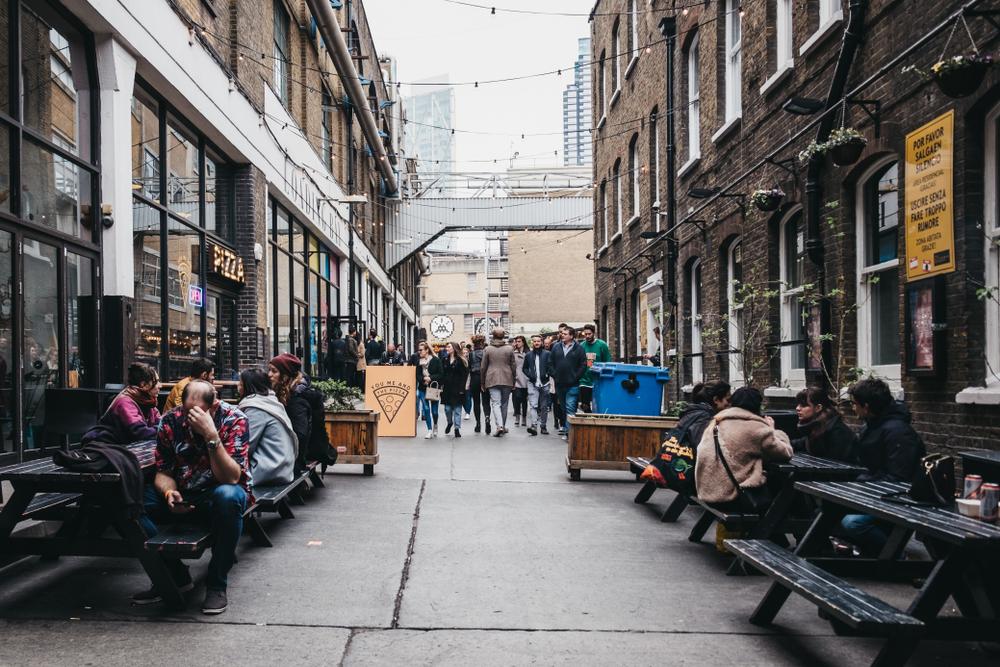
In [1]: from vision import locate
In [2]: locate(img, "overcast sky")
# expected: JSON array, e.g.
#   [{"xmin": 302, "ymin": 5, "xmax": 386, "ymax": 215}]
[{"xmin": 365, "ymin": 0, "xmax": 592, "ymax": 177}]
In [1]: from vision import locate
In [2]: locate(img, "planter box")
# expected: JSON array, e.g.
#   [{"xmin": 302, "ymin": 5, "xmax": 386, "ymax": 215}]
[
  {"xmin": 324, "ymin": 410, "xmax": 380, "ymax": 476},
  {"xmin": 566, "ymin": 414, "xmax": 678, "ymax": 481}
]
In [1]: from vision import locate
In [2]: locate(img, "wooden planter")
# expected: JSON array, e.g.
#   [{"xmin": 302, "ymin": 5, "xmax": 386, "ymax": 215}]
[
  {"xmin": 566, "ymin": 414, "xmax": 678, "ymax": 481},
  {"xmin": 324, "ymin": 410, "xmax": 380, "ymax": 476}
]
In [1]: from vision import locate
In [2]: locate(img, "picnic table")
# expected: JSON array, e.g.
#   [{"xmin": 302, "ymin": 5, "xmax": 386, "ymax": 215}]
[
  {"xmin": 0, "ymin": 442, "xmax": 189, "ymax": 608},
  {"xmin": 727, "ymin": 479, "xmax": 1000, "ymax": 666}
]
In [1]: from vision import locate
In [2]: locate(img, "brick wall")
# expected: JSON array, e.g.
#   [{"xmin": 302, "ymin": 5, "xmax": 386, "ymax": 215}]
[{"xmin": 592, "ymin": 0, "xmax": 1000, "ymax": 452}]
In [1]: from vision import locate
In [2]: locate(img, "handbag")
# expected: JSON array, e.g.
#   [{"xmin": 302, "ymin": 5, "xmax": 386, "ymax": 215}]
[
  {"xmin": 424, "ymin": 381, "xmax": 442, "ymax": 402},
  {"xmin": 713, "ymin": 424, "xmax": 772, "ymax": 514},
  {"xmin": 882, "ymin": 453, "xmax": 955, "ymax": 507}
]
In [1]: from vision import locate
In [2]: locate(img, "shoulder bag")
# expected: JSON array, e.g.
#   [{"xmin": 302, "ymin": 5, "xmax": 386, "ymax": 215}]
[
  {"xmin": 425, "ymin": 381, "xmax": 442, "ymax": 402},
  {"xmin": 714, "ymin": 424, "xmax": 772, "ymax": 514},
  {"xmin": 882, "ymin": 453, "xmax": 955, "ymax": 507}
]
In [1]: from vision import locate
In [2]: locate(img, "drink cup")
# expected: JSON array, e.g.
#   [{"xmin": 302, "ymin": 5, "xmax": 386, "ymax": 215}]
[
  {"xmin": 980, "ymin": 483, "xmax": 999, "ymax": 523},
  {"xmin": 964, "ymin": 474, "xmax": 983, "ymax": 499}
]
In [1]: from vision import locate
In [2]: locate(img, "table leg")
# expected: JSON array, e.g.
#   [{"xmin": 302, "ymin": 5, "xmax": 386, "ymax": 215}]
[
  {"xmin": 794, "ymin": 505, "xmax": 845, "ymax": 557},
  {"xmin": 748, "ymin": 483, "xmax": 796, "ymax": 541},
  {"xmin": 109, "ymin": 512, "xmax": 184, "ymax": 610},
  {"xmin": 876, "ymin": 525, "xmax": 912, "ymax": 561}
]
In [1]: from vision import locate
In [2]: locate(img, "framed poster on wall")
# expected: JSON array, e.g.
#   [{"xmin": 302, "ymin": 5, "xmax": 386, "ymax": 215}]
[{"xmin": 904, "ymin": 276, "xmax": 946, "ymax": 376}]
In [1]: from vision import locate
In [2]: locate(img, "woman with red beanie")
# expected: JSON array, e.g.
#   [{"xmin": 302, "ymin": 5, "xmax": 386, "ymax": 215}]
[{"xmin": 268, "ymin": 353, "xmax": 311, "ymax": 471}]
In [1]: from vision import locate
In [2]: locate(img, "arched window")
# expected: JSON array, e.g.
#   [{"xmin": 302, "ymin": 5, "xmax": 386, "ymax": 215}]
[
  {"xmin": 613, "ymin": 158, "xmax": 623, "ymax": 237},
  {"xmin": 779, "ymin": 209, "xmax": 807, "ymax": 386},
  {"xmin": 856, "ymin": 158, "xmax": 901, "ymax": 382},
  {"xmin": 628, "ymin": 0, "xmax": 638, "ymax": 69},
  {"xmin": 628, "ymin": 134, "xmax": 640, "ymax": 222},
  {"xmin": 690, "ymin": 260, "xmax": 704, "ymax": 384},
  {"xmin": 612, "ymin": 20, "xmax": 621, "ymax": 95},
  {"xmin": 597, "ymin": 50, "xmax": 606, "ymax": 114},
  {"xmin": 973, "ymin": 105, "xmax": 1000, "ymax": 396},
  {"xmin": 726, "ymin": 239, "xmax": 744, "ymax": 384},
  {"xmin": 686, "ymin": 32, "xmax": 701, "ymax": 161}
]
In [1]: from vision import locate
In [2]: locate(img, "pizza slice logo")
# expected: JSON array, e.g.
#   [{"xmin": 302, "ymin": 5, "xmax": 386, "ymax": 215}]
[{"xmin": 373, "ymin": 384, "xmax": 409, "ymax": 423}]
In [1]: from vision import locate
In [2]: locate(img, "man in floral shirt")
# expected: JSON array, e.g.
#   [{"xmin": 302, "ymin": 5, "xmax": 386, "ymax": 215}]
[{"xmin": 136, "ymin": 380, "xmax": 250, "ymax": 615}]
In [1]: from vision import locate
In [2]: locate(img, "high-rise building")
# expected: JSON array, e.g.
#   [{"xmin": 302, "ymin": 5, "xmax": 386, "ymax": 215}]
[
  {"xmin": 563, "ymin": 37, "xmax": 592, "ymax": 167},
  {"xmin": 404, "ymin": 76, "xmax": 456, "ymax": 195}
]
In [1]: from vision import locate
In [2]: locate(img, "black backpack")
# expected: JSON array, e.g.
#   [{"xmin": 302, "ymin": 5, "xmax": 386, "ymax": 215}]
[
  {"xmin": 641, "ymin": 422, "xmax": 697, "ymax": 495},
  {"xmin": 301, "ymin": 385, "xmax": 338, "ymax": 466}
]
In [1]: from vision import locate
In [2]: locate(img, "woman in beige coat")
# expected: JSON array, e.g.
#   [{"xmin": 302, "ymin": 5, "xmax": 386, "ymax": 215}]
[{"xmin": 695, "ymin": 386, "xmax": 793, "ymax": 507}]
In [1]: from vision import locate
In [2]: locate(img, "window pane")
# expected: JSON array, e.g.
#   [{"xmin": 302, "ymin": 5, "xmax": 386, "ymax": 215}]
[
  {"xmin": 131, "ymin": 90, "xmax": 160, "ymax": 202},
  {"xmin": 871, "ymin": 268, "xmax": 900, "ymax": 366},
  {"xmin": 867, "ymin": 162, "xmax": 900, "ymax": 265},
  {"xmin": 22, "ymin": 239, "xmax": 59, "ymax": 449},
  {"xmin": 789, "ymin": 294, "xmax": 806, "ymax": 370},
  {"xmin": 133, "ymin": 199, "xmax": 163, "ymax": 372},
  {"xmin": 20, "ymin": 3, "xmax": 92, "ymax": 159},
  {"xmin": 0, "ymin": 230, "xmax": 14, "ymax": 453},
  {"xmin": 309, "ymin": 274, "xmax": 320, "ymax": 370},
  {"xmin": 784, "ymin": 213, "xmax": 803, "ymax": 288},
  {"xmin": 276, "ymin": 250, "xmax": 290, "ymax": 354},
  {"xmin": 205, "ymin": 150, "xmax": 232, "ymax": 241},
  {"xmin": 166, "ymin": 219, "xmax": 203, "ymax": 379},
  {"xmin": 276, "ymin": 207, "xmax": 290, "ymax": 252},
  {"xmin": 66, "ymin": 251, "xmax": 96, "ymax": 388},
  {"xmin": 166, "ymin": 117, "xmax": 199, "ymax": 221},
  {"xmin": 0, "ymin": 125, "xmax": 9, "ymax": 214},
  {"xmin": 293, "ymin": 223, "xmax": 305, "ymax": 259},
  {"xmin": 21, "ymin": 138, "xmax": 92, "ymax": 239},
  {"xmin": 309, "ymin": 236, "xmax": 320, "ymax": 271}
]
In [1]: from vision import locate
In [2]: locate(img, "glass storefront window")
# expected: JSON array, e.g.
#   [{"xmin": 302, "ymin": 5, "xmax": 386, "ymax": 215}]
[
  {"xmin": 66, "ymin": 251, "xmax": 95, "ymax": 388},
  {"xmin": 308, "ymin": 235, "xmax": 320, "ymax": 271},
  {"xmin": 309, "ymin": 274, "xmax": 320, "ymax": 369},
  {"xmin": 276, "ymin": 249, "xmax": 290, "ymax": 354},
  {"xmin": 276, "ymin": 206, "xmax": 290, "ymax": 252},
  {"xmin": 166, "ymin": 117, "xmax": 199, "ymax": 222},
  {"xmin": 19, "ymin": 2, "xmax": 92, "ymax": 160},
  {"xmin": 22, "ymin": 239, "xmax": 58, "ymax": 449},
  {"xmin": 165, "ymin": 219, "xmax": 203, "ymax": 380},
  {"xmin": 131, "ymin": 90, "xmax": 160, "ymax": 202},
  {"xmin": 292, "ymin": 222, "xmax": 304, "ymax": 258},
  {"xmin": 21, "ymin": 138, "xmax": 92, "ymax": 239},
  {"xmin": 205, "ymin": 150, "xmax": 232, "ymax": 241},
  {"xmin": 0, "ymin": 231, "xmax": 13, "ymax": 454},
  {"xmin": 1, "ymin": 126, "xmax": 10, "ymax": 214},
  {"xmin": 133, "ymin": 199, "xmax": 163, "ymax": 371}
]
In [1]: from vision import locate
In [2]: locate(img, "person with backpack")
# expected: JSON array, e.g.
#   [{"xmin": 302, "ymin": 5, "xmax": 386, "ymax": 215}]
[
  {"xmin": 468, "ymin": 336, "xmax": 487, "ymax": 433},
  {"xmin": 641, "ymin": 380, "xmax": 730, "ymax": 494},
  {"xmin": 694, "ymin": 386, "xmax": 792, "ymax": 511}
]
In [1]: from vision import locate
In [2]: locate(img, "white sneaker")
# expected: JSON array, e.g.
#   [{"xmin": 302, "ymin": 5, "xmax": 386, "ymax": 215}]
[
  {"xmin": 464, "ymin": 413, "xmax": 470, "ymax": 421},
  {"xmin": 424, "ymin": 431, "xmax": 433, "ymax": 439}
]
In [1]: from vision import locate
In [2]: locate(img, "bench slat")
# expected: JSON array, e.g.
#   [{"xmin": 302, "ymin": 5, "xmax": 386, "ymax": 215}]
[
  {"xmin": 144, "ymin": 525, "xmax": 213, "ymax": 556},
  {"xmin": 726, "ymin": 539, "xmax": 923, "ymax": 632},
  {"xmin": 23, "ymin": 492, "xmax": 81, "ymax": 518}
]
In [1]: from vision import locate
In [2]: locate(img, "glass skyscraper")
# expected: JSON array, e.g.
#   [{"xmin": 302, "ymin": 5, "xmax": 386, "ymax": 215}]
[{"xmin": 563, "ymin": 37, "xmax": 592, "ymax": 167}]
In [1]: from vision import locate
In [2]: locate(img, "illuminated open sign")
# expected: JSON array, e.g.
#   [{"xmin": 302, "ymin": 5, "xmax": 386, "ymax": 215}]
[{"xmin": 188, "ymin": 284, "xmax": 204, "ymax": 308}]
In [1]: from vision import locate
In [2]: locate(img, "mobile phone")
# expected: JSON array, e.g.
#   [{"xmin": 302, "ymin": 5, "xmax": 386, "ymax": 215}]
[{"xmin": 173, "ymin": 500, "xmax": 196, "ymax": 510}]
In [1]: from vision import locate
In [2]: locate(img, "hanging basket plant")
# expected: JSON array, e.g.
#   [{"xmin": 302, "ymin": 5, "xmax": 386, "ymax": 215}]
[
  {"xmin": 826, "ymin": 128, "xmax": 868, "ymax": 166},
  {"xmin": 750, "ymin": 187, "xmax": 785, "ymax": 212},
  {"xmin": 930, "ymin": 54, "xmax": 993, "ymax": 98}
]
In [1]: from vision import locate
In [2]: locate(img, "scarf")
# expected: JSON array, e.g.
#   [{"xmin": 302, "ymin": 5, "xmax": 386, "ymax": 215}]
[
  {"xmin": 798, "ymin": 409, "xmax": 835, "ymax": 443},
  {"xmin": 121, "ymin": 385, "xmax": 157, "ymax": 409}
]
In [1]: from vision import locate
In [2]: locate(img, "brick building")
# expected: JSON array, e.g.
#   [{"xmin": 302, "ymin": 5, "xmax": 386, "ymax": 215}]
[
  {"xmin": 591, "ymin": 0, "xmax": 1000, "ymax": 455},
  {"xmin": 0, "ymin": 0, "xmax": 423, "ymax": 463}
]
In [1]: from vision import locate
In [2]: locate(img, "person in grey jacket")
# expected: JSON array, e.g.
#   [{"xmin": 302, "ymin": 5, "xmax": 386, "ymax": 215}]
[
  {"xmin": 512, "ymin": 335, "xmax": 529, "ymax": 427},
  {"xmin": 238, "ymin": 369, "xmax": 297, "ymax": 487},
  {"xmin": 479, "ymin": 328, "xmax": 517, "ymax": 437}
]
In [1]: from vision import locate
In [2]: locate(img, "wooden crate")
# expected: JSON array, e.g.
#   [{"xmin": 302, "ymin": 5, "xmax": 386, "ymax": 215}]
[
  {"xmin": 324, "ymin": 410, "xmax": 380, "ymax": 476},
  {"xmin": 566, "ymin": 414, "xmax": 678, "ymax": 481}
]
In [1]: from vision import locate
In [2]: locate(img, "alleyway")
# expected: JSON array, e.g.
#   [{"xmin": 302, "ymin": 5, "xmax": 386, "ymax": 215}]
[{"xmin": 0, "ymin": 427, "xmax": 993, "ymax": 666}]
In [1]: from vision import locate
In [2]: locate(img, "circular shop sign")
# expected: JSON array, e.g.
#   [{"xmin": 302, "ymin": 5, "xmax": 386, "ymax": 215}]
[{"xmin": 430, "ymin": 315, "xmax": 455, "ymax": 340}]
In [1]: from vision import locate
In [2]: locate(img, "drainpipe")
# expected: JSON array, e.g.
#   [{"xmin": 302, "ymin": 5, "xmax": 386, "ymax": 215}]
[
  {"xmin": 806, "ymin": 0, "xmax": 867, "ymax": 266},
  {"xmin": 659, "ymin": 16, "xmax": 679, "ymax": 399},
  {"xmin": 805, "ymin": 0, "xmax": 867, "ymax": 386},
  {"xmin": 306, "ymin": 0, "xmax": 398, "ymax": 195},
  {"xmin": 347, "ymin": 105, "xmax": 356, "ymax": 322}
]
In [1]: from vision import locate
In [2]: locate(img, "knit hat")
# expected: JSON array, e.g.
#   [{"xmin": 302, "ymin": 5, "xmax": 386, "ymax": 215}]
[{"xmin": 269, "ymin": 353, "xmax": 302, "ymax": 378}]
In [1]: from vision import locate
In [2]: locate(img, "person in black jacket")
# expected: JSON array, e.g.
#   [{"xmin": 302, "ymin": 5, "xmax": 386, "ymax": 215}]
[
  {"xmin": 546, "ymin": 326, "xmax": 588, "ymax": 437},
  {"xmin": 365, "ymin": 330, "xmax": 384, "ymax": 366},
  {"xmin": 678, "ymin": 380, "xmax": 732, "ymax": 449},
  {"xmin": 468, "ymin": 336, "xmax": 487, "ymax": 434},
  {"xmin": 522, "ymin": 334, "xmax": 552, "ymax": 436},
  {"xmin": 791, "ymin": 387, "xmax": 858, "ymax": 462},
  {"xmin": 380, "ymin": 343, "xmax": 405, "ymax": 366},
  {"xmin": 268, "ymin": 353, "xmax": 311, "ymax": 472},
  {"xmin": 441, "ymin": 342, "xmax": 468, "ymax": 439},
  {"xmin": 326, "ymin": 328, "xmax": 348, "ymax": 382},
  {"xmin": 839, "ymin": 378, "xmax": 925, "ymax": 556}
]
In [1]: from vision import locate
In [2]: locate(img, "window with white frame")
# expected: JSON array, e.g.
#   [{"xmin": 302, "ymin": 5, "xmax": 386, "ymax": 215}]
[
  {"xmin": 724, "ymin": 0, "xmax": 742, "ymax": 123},
  {"xmin": 687, "ymin": 32, "xmax": 701, "ymax": 160},
  {"xmin": 820, "ymin": 0, "xmax": 839, "ymax": 24},
  {"xmin": 690, "ymin": 260, "xmax": 704, "ymax": 383},
  {"xmin": 616, "ymin": 298, "xmax": 625, "ymax": 359},
  {"xmin": 776, "ymin": 0, "xmax": 793, "ymax": 72},
  {"xmin": 272, "ymin": 0, "xmax": 290, "ymax": 108},
  {"xmin": 600, "ymin": 180, "xmax": 609, "ymax": 247},
  {"xmin": 650, "ymin": 109, "xmax": 660, "ymax": 228},
  {"xmin": 780, "ymin": 209, "xmax": 807, "ymax": 385},
  {"xmin": 628, "ymin": 134, "xmax": 639, "ymax": 221},
  {"xmin": 726, "ymin": 239, "xmax": 745, "ymax": 384},
  {"xmin": 598, "ymin": 51, "xmax": 606, "ymax": 114},
  {"xmin": 628, "ymin": 0, "xmax": 639, "ymax": 68},
  {"xmin": 605, "ymin": 52, "xmax": 612, "ymax": 112},
  {"xmin": 980, "ymin": 106, "xmax": 1000, "ymax": 388},
  {"xmin": 612, "ymin": 21, "xmax": 621, "ymax": 94},
  {"xmin": 614, "ymin": 159, "xmax": 623, "ymax": 236},
  {"xmin": 856, "ymin": 159, "xmax": 901, "ymax": 381}
]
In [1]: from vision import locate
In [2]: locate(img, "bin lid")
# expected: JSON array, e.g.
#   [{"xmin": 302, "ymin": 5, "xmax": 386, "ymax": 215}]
[{"xmin": 592, "ymin": 362, "xmax": 670, "ymax": 380}]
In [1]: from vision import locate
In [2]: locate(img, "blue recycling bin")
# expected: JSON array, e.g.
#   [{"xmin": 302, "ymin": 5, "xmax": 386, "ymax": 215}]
[{"xmin": 590, "ymin": 363, "xmax": 671, "ymax": 416}]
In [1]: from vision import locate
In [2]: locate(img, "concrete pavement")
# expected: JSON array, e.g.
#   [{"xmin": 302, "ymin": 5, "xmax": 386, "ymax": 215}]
[{"xmin": 0, "ymin": 417, "xmax": 995, "ymax": 665}]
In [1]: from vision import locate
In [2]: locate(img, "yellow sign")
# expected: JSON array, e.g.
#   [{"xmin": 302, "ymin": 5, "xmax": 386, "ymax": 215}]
[
  {"xmin": 365, "ymin": 366, "xmax": 417, "ymax": 437},
  {"xmin": 904, "ymin": 110, "xmax": 955, "ymax": 281}
]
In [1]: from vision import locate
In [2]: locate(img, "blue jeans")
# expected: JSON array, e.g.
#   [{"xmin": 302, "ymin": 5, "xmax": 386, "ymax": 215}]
[
  {"xmin": 141, "ymin": 483, "xmax": 247, "ymax": 591},
  {"xmin": 416, "ymin": 389, "xmax": 425, "ymax": 419},
  {"xmin": 840, "ymin": 514, "xmax": 890, "ymax": 557},
  {"xmin": 444, "ymin": 403, "xmax": 463, "ymax": 431},
  {"xmin": 556, "ymin": 385, "xmax": 580, "ymax": 432},
  {"xmin": 422, "ymin": 397, "xmax": 439, "ymax": 430}
]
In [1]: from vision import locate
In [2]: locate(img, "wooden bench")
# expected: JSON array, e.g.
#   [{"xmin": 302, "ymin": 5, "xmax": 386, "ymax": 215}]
[
  {"xmin": 725, "ymin": 539, "xmax": 924, "ymax": 642},
  {"xmin": 687, "ymin": 498, "xmax": 758, "ymax": 543},
  {"xmin": 22, "ymin": 492, "xmax": 82, "ymax": 520},
  {"xmin": 626, "ymin": 456, "xmax": 693, "ymax": 523},
  {"xmin": 144, "ymin": 524, "xmax": 215, "ymax": 558}
]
